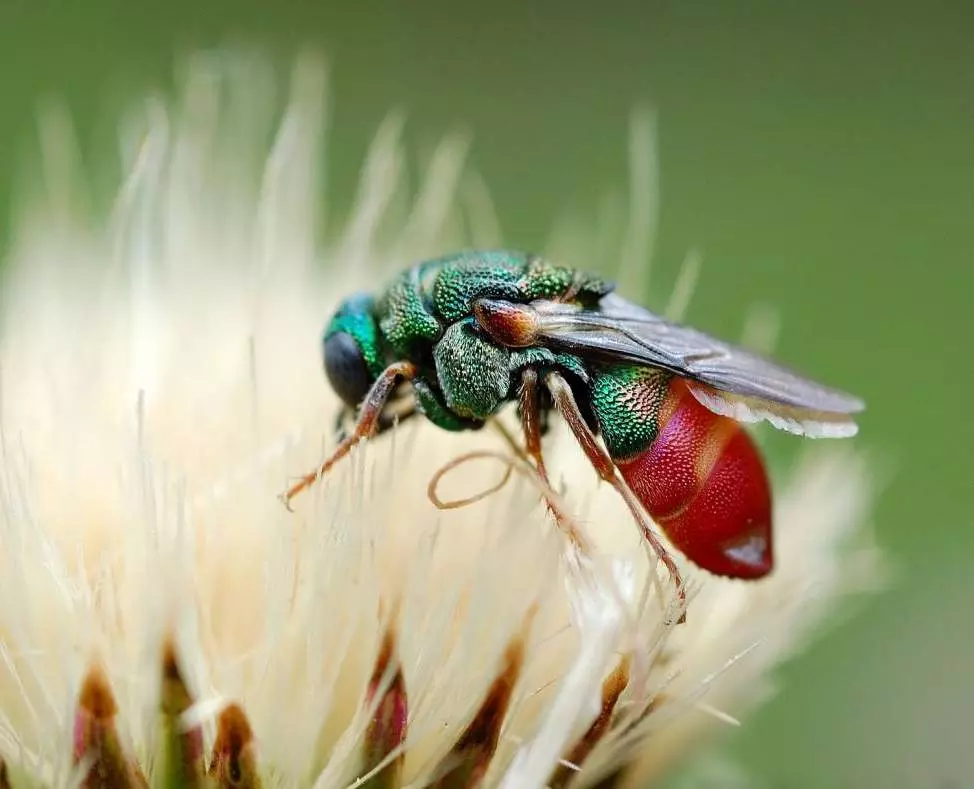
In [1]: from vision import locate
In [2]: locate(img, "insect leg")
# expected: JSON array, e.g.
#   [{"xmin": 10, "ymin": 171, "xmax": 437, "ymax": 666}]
[
  {"xmin": 334, "ymin": 398, "xmax": 416, "ymax": 442},
  {"xmin": 518, "ymin": 368, "xmax": 552, "ymax": 486},
  {"xmin": 282, "ymin": 361, "xmax": 418, "ymax": 507},
  {"xmin": 544, "ymin": 371, "xmax": 687, "ymax": 617},
  {"xmin": 469, "ymin": 368, "xmax": 588, "ymax": 550},
  {"xmin": 333, "ymin": 407, "xmax": 353, "ymax": 442}
]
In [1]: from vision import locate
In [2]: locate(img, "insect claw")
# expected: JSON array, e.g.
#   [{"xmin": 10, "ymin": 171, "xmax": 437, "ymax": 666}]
[{"xmin": 278, "ymin": 492, "xmax": 295, "ymax": 513}]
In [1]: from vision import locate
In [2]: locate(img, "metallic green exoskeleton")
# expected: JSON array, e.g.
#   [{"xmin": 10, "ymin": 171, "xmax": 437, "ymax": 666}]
[
  {"xmin": 323, "ymin": 250, "xmax": 608, "ymax": 435},
  {"xmin": 286, "ymin": 248, "xmax": 863, "ymax": 587}
]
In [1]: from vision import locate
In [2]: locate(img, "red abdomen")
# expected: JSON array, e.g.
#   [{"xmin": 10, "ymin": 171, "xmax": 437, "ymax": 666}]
[{"xmin": 615, "ymin": 379, "xmax": 773, "ymax": 579}]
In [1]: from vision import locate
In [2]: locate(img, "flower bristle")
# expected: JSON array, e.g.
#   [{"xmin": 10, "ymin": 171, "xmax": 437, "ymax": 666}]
[
  {"xmin": 158, "ymin": 640, "xmax": 206, "ymax": 789},
  {"xmin": 427, "ymin": 618, "xmax": 529, "ymax": 788},
  {"xmin": 551, "ymin": 658, "xmax": 631, "ymax": 789},
  {"xmin": 362, "ymin": 626, "xmax": 407, "ymax": 788}
]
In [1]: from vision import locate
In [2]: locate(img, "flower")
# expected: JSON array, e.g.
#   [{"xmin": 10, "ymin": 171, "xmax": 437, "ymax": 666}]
[{"xmin": 0, "ymin": 51, "xmax": 883, "ymax": 789}]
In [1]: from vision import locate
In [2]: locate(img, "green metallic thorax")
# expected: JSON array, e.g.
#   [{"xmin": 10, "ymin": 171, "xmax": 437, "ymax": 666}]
[
  {"xmin": 325, "ymin": 249, "xmax": 662, "ymax": 453},
  {"xmin": 376, "ymin": 250, "xmax": 610, "ymax": 359}
]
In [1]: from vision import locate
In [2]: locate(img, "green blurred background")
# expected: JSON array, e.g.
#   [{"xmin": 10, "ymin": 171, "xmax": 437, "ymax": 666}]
[{"xmin": 0, "ymin": 1, "xmax": 970, "ymax": 786}]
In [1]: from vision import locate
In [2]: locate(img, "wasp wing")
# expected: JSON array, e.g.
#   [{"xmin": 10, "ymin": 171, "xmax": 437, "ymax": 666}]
[{"xmin": 531, "ymin": 293, "xmax": 864, "ymax": 438}]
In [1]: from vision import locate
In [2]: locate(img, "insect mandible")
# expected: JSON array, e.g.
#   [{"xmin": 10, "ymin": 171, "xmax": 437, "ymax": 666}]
[{"xmin": 282, "ymin": 250, "xmax": 863, "ymax": 596}]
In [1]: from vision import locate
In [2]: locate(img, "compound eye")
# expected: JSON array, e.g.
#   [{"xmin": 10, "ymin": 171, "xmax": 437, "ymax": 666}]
[{"xmin": 323, "ymin": 331, "xmax": 373, "ymax": 407}]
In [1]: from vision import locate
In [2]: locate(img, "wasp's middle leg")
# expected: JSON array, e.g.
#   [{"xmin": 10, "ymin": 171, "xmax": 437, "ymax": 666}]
[{"xmin": 518, "ymin": 367, "xmax": 552, "ymax": 486}]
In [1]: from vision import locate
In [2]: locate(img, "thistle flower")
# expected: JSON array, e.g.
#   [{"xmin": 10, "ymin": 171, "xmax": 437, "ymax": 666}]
[{"xmin": 0, "ymin": 52, "xmax": 883, "ymax": 789}]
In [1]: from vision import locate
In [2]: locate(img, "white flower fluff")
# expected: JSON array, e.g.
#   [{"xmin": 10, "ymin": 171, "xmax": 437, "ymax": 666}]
[{"xmin": 0, "ymin": 52, "xmax": 882, "ymax": 789}]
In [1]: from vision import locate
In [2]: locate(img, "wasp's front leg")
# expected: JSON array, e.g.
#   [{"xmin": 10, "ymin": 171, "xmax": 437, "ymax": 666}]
[
  {"xmin": 334, "ymin": 394, "xmax": 420, "ymax": 443},
  {"xmin": 282, "ymin": 361, "xmax": 418, "ymax": 507}
]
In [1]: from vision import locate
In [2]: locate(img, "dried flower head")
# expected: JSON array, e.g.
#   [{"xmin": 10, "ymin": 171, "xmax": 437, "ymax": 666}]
[{"xmin": 0, "ymin": 53, "xmax": 883, "ymax": 789}]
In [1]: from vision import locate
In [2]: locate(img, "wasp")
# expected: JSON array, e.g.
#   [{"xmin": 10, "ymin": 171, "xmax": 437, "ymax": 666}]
[{"xmin": 283, "ymin": 250, "xmax": 863, "ymax": 589}]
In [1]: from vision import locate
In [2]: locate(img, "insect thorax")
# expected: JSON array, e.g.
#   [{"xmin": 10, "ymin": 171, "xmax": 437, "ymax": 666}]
[{"xmin": 375, "ymin": 250, "xmax": 612, "ymax": 426}]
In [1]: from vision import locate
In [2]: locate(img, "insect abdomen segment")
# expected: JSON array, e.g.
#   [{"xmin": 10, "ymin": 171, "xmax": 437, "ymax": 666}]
[{"xmin": 590, "ymin": 367, "xmax": 773, "ymax": 579}]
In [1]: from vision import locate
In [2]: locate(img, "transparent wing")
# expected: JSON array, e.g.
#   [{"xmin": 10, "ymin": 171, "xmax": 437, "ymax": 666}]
[{"xmin": 531, "ymin": 293, "xmax": 864, "ymax": 438}]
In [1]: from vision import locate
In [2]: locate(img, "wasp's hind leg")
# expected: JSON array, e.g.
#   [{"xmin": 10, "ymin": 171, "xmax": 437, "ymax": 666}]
[
  {"xmin": 282, "ymin": 361, "xmax": 418, "ymax": 507},
  {"xmin": 543, "ymin": 370, "xmax": 687, "ymax": 622}
]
